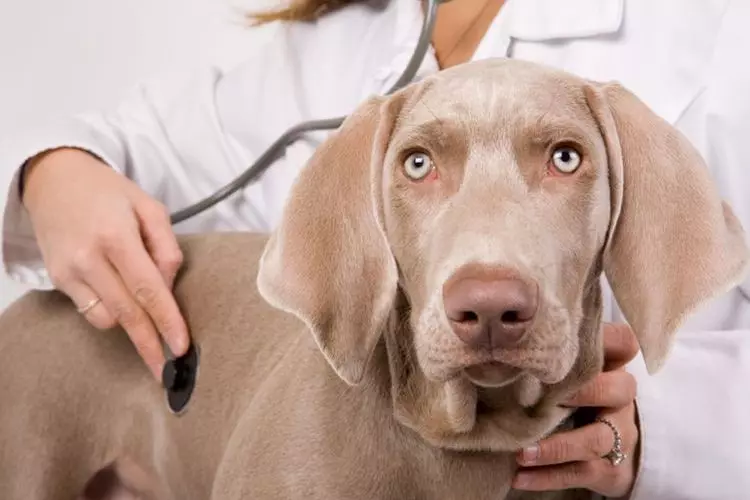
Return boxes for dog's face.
[257,59,749,451]
[381,63,610,396]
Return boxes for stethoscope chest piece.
[162,343,200,415]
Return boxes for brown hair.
[248,0,361,24]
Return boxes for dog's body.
[0,232,577,500]
[0,59,747,499]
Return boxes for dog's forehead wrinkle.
[405,81,587,149]
[406,97,478,136]
[426,64,583,115]
[416,98,444,127]
[395,107,464,145]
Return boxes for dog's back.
[0,232,307,499]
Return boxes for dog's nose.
[442,266,538,349]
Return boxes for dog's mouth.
[463,362,523,388]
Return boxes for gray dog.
[1,58,747,500]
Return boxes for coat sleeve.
[625,1,750,498]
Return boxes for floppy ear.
[585,82,749,374]
[256,93,406,385]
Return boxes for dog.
[0,58,747,500]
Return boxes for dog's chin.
[463,362,523,388]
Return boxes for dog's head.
[257,59,749,451]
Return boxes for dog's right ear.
[585,82,750,374]
[257,92,410,386]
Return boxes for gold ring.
[77,297,102,314]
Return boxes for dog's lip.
[463,362,523,388]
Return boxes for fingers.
[514,460,598,491]
[105,227,189,358]
[50,207,188,379]
[562,370,637,408]
[517,414,633,467]
[80,256,168,379]
[602,323,640,370]
[515,401,639,497]
[136,200,184,289]
[63,280,116,330]
[513,459,633,497]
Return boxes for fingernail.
[169,333,189,356]
[521,445,539,464]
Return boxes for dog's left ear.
[257,91,410,386]
[585,82,749,374]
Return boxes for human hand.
[22,147,189,379]
[512,323,640,497]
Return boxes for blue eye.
[551,147,581,173]
[404,152,433,180]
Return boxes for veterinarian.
[1,0,748,498]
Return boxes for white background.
[0,0,275,311]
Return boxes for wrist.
[21,147,95,208]
[20,148,62,206]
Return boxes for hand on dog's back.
[21,147,190,379]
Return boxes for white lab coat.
[1,0,749,497]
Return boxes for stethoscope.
[161,0,451,414]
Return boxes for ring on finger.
[596,417,627,466]
[77,297,102,315]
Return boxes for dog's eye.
[551,147,581,174]
[403,152,434,180]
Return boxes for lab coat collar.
[395,0,625,46]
